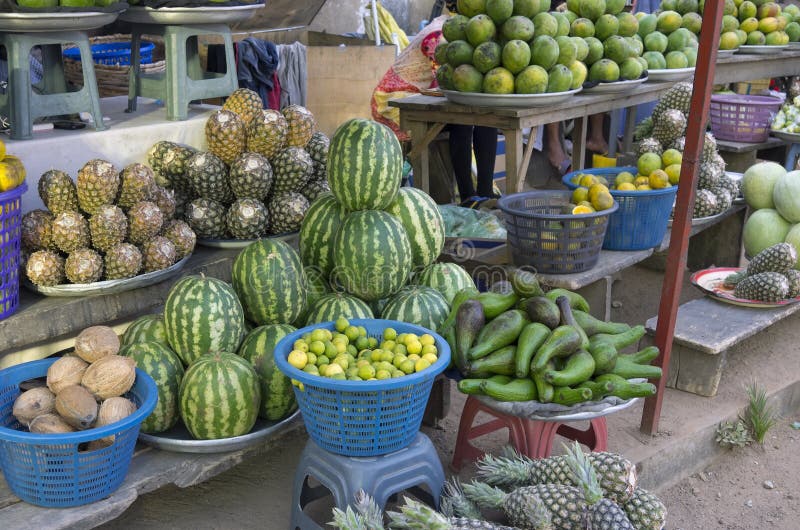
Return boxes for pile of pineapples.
[330,443,667,530]
[148,89,329,240]
[636,81,739,219]
[22,160,195,287]
[726,242,800,302]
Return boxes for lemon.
[333,355,349,370]
[344,325,360,341]
[637,152,662,176]
[665,163,682,185]
[420,334,435,346]
[306,352,317,365]
[310,328,330,342]
[588,183,610,203]
[383,327,397,341]
[334,341,347,354]
[376,369,392,380]
[406,340,422,355]
[371,349,384,361]
[615,171,635,185]
[577,200,594,210]
[293,340,308,352]
[421,344,437,356]
[661,148,682,167]
[579,174,598,187]
[0,162,20,192]
[325,362,344,376]
[357,364,376,379]
[381,340,396,351]
[648,169,670,189]
[634,176,650,187]
[381,350,395,362]
[571,186,589,204]
[309,340,325,355]
[335,317,349,332]
[393,354,408,368]
[394,343,407,356]
[414,358,432,372]
[572,204,595,214]
[399,360,416,374]
[422,352,438,365]
[616,182,636,191]
[288,349,308,369]
[407,354,421,362]
[591,190,614,211]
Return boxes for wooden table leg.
[516,127,537,193]
[406,120,434,193]
[502,128,523,195]
[572,116,588,171]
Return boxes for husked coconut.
[55,385,98,430]
[94,396,138,445]
[12,387,56,427]
[46,356,89,394]
[74,326,120,363]
[29,413,76,434]
[81,355,136,400]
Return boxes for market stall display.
[740,161,800,258]
[771,94,800,134]
[732,0,793,50]
[637,6,702,67]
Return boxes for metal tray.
[138,410,300,453]
[120,4,264,25]
[23,254,190,298]
[475,394,640,422]
[668,208,731,228]
[738,44,789,55]
[646,67,695,82]
[0,10,121,32]
[717,49,737,57]
[197,231,299,249]
[771,129,800,143]
[583,76,648,94]
[441,88,582,108]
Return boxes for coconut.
[12,387,56,427]
[74,326,120,363]
[55,385,98,430]
[94,396,137,445]
[29,413,76,434]
[81,355,136,400]
[46,356,89,394]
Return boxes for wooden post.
[640,1,725,435]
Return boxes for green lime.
[383,327,397,341]
[335,316,349,332]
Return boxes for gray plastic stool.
[127,23,237,121]
[290,432,444,530]
[0,31,105,140]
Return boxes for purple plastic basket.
[0,183,26,320]
[709,94,782,143]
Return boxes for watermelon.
[327,119,402,211]
[121,314,168,347]
[119,341,184,433]
[332,210,413,301]
[299,192,347,278]
[232,239,307,326]
[385,187,445,269]
[305,292,374,325]
[163,275,245,366]
[238,324,297,421]
[416,263,476,305]
[294,267,330,327]
[381,285,450,332]
[179,352,260,440]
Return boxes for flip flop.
[557,159,572,176]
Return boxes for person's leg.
[587,113,609,154]
[448,124,476,200]
[545,122,570,174]
[473,126,499,197]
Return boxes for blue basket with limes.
[563,167,677,251]
[274,319,450,457]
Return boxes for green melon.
[381,285,450,332]
[305,292,374,325]
[327,119,402,211]
[238,324,297,421]
[299,192,347,278]
[416,262,476,305]
[163,275,246,366]
[121,314,168,347]
[119,341,184,433]
[232,239,307,326]
[294,267,330,327]
[385,187,445,269]
[742,161,785,210]
[743,208,792,257]
[332,210,413,301]
[179,352,260,440]
[773,170,800,223]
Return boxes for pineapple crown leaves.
[461,480,508,511]
[441,477,485,520]
[330,506,370,530]
[386,497,451,530]
[634,117,654,141]
[475,452,533,487]
[563,441,603,507]
[354,490,386,530]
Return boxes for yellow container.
[592,153,617,168]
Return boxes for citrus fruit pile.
[568,173,616,214]
[287,317,440,381]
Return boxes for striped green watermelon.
[381,285,449,332]
[327,119,402,211]
[332,210,413,301]
[121,314,168,347]
[232,239,307,326]
[416,263,476,305]
[238,324,297,421]
[299,192,346,278]
[179,352,260,440]
[305,292,374,325]
[385,187,445,269]
[119,341,184,433]
[293,267,330,327]
[164,275,245,366]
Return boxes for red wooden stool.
[451,395,608,471]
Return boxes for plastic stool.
[452,395,608,471]
[784,142,800,171]
[0,31,105,140]
[127,23,237,121]
[290,432,445,530]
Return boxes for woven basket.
[64,34,166,98]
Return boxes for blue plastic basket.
[274,319,451,457]
[0,183,26,321]
[63,41,155,66]
[0,358,158,508]
[562,168,677,251]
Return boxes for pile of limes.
[287,317,439,382]
[626,149,682,191]
[568,173,616,214]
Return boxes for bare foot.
[586,138,608,154]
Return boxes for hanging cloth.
[236,37,280,108]
[276,42,307,107]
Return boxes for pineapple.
[21,210,54,251]
[173,187,192,220]
[117,163,156,209]
[698,161,723,189]
[247,109,288,159]
[784,269,800,298]
[271,147,313,193]
[734,272,790,302]
[65,248,103,284]
[693,189,718,218]
[127,201,164,245]
[669,136,686,152]
[150,185,177,220]
[104,243,142,280]
[205,109,246,165]
[636,138,662,158]
[186,151,235,204]
[76,159,119,215]
[147,140,177,177]
[223,88,263,128]
[652,109,686,147]
[26,250,65,286]
[389,497,525,530]
[746,243,798,275]
[621,488,667,530]
[306,131,330,172]
[441,478,486,520]
[702,132,718,160]
[185,198,227,239]
[226,198,268,239]
[282,105,317,147]
[654,81,692,117]
[229,152,273,201]
[160,143,197,191]
[301,178,331,203]
[38,169,78,214]
[463,481,564,530]
[89,205,128,252]
[141,236,177,272]
[476,451,637,505]
[711,186,733,215]
[267,191,308,234]
[50,211,90,253]
[162,219,196,259]
[716,173,739,199]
